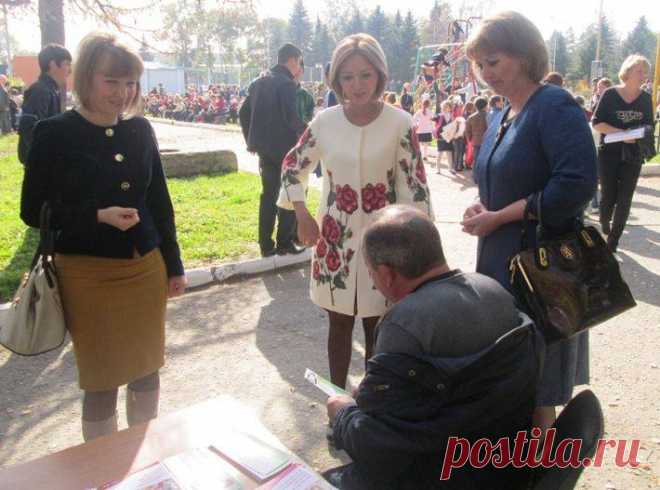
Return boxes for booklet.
[98,448,242,490]
[304,368,350,397]
[211,431,291,482]
[257,463,328,490]
[603,127,645,144]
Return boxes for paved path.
[1,122,659,489]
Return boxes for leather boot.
[126,387,159,427]
[82,412,118,442]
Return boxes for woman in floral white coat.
[278,33,433,388]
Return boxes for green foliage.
[622,17,656,70]
[288,0,313,57]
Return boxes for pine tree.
[366,6,388,45]
[387,10,404,83]
[420,0,451,45]
[310,16,333,67]
[547,31,570,76]
[288,0,312,57]
[622,16,656,64]
[344,9,364,37]
[399,10,419,82]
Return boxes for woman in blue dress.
[460,11,597,434]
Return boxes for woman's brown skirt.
[55,249,168,392]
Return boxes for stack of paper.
[603,127,645,144]
[304,368,350,397]
[212,432,291,482]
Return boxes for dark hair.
[543,71,564,87]
[363,206,445,279]
[474,96,488,111]
[38,44,72,74]
[277,43,302,65]
[489,95,502,107]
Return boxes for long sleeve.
[277,117,322,210]
[145,123,184,277]
[20,121,98,236]
[393,125,433,217]
[529,97,597,228]
[238,94,251,145]
[279,80,305,138]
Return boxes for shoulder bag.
[0,202,67,355]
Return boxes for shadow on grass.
[0,227,39,302]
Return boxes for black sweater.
[20,110,184,277]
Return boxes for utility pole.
[595,0,604,62]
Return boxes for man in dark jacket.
[325,205,544,490]
[239,43,306,257]
[18,44,72,164]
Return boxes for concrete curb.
[641,163,660,176]
[146,117,242,133]
[0,250,312,325]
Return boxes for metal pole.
[595,0,604,62]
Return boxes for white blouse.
[278,104,434,317]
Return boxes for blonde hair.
[618,54,651,83]
[74,32,144,116]
[465,11,549,84]
[329,33,388,104]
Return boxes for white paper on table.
[211,431,291,481]
[105,463,182,490]
[162,447,243,490]
[603,127,645,144]
[257,464,326,490]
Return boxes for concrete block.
[185,268,215,289]
[160,150,238,178]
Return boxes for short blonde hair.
[618,54,651,83]
[329,33,388,104]
[74,32,144,116]
[466,11,549,84]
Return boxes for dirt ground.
[1,129,659,488]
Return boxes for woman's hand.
[168,275,187,298]
[295,206,320,247]
[461,209,503,237]
[97,207,140,231]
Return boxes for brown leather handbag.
[508,194,636,343]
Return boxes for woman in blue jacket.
[460,11,597,434]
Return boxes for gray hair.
[362,205,445,279]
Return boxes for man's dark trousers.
[259,154,296,254]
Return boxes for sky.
[7,0,660,55]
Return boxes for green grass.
[0,133,318,302]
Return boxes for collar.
[412,269,462,293]
[271,64,294,80]
[39,74,60,92]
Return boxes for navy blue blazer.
[473,84,597,289]
[20,111,184,277]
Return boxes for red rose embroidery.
[336,184,358,214]
[316,239,328,258]
[362,183,387,213]
[415,160,427,184]
[399,159,409,171]
[326,249,341,272]
[322,215,341,244]
[312,261,321,280]
[283,151,297,169]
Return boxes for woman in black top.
[592,54,654,252]
[21,32,186,441]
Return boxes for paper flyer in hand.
[304,369,350,397]
[603,127,645,144]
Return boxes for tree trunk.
[38,0,65,110]
[39,0,65,46]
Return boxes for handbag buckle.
[581,229,595,247]
[538,247,549,268]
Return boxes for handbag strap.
[520,192,542,251]
[30,201,58,288]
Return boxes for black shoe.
[261,249,277,258]
[606,235,618,253]
[276,243,306,255]
[601,221,611,235]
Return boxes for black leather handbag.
[508,194,636,342]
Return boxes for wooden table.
[0,396,333,490]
